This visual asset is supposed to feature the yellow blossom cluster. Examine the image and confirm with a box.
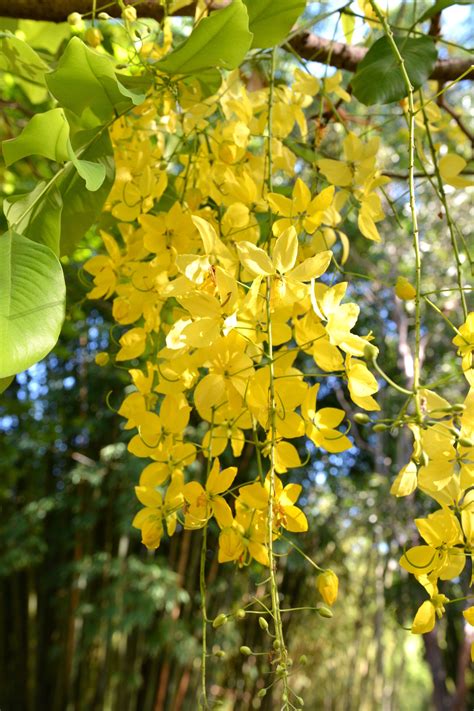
[391,338,474,646]
[85,64,383,571]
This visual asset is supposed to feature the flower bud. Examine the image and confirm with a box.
[235,609,246,620]
[354,413,370,424]
[212,613,227,629]
[95,352,109,366]
[214,649,226,658]
[316,604,334,618]
[122,6,137,22]
[98,12,111,20]
[316,569,338,606]
[299,654,308,666]
[258,616,269,631]
[363,343,379,362]
[395,276,416,301]
[273,639,281,650]
[84,27,103,47]
[257,689,267,698]
[458,437,474,448]
[373,423,389,432]
[240,646,252,656]
[67,12,82,25]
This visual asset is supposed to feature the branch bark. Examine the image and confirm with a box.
[0,0,472,83]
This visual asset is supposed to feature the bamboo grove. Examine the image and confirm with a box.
[0,1,473,709]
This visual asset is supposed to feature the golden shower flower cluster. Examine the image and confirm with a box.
[85,64,384,573]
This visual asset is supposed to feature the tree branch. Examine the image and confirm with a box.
[287,31,473,83]
[0,1,472,83]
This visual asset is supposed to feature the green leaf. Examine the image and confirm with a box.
[417,1,472,22]
[0,231,66,378]
[4,183,63,256]
[244,0,306,48]
[2,108,70,166]
[352,36,437,105]
[15,20,71,53]
[71,159,106,192]
[0,376,14,394]
[156,0,252,75]
[46,37,132,126]
[59,130,115,254]
[0,32,48,86]
[182,68,222,98]
[116,73,153,105]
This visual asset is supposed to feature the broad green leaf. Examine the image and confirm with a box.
[156,0,252,74]
[4,183,63,256]
[71,159,106,192]
[2,108,70,166]
[0,32,48,86]
[68,140,107,192]
[0,376,14,394]
[182,69,223,98]
[417,0,472,22]
[46,37,132,126]
[59,130,115,254]
[15,20,71,53]
[116,73,152,105]
[352,36,437,105]
[244,0,306,48]
[0,231,66,378]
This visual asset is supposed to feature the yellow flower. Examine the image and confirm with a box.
[453,313,474,385]
[267,178,334,236]
[184,458,237,529]
[412,594,448,634]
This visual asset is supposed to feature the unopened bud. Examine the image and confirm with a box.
[67,12,82,25]
[296,697,304,707]
[276,664,286,676]
[316,569,338,606]
[395,276,416,301]
[258,616,269,631]
[240,646,252,656]
[257,689,267,698]
[363,343,379,362]
[98,11,111,20]
[452,404,466,413]
[214,649,226,658]
[235,609,246,620]
[354,413,370,424]
[316,605,334,618]
[95,352,109,366]
[299,654,308,666]
[373,423,389,432]
[458,437,474,448]
[84,27,103,47]
[122,6,137,22]
[273,639,281,650]
[212,613,227,629]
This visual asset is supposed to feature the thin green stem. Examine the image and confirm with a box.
[369,0,423,421]
[200,524,208,710]
[371,358,414,396]
[199,411,215,710]
[419,95,468,318]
